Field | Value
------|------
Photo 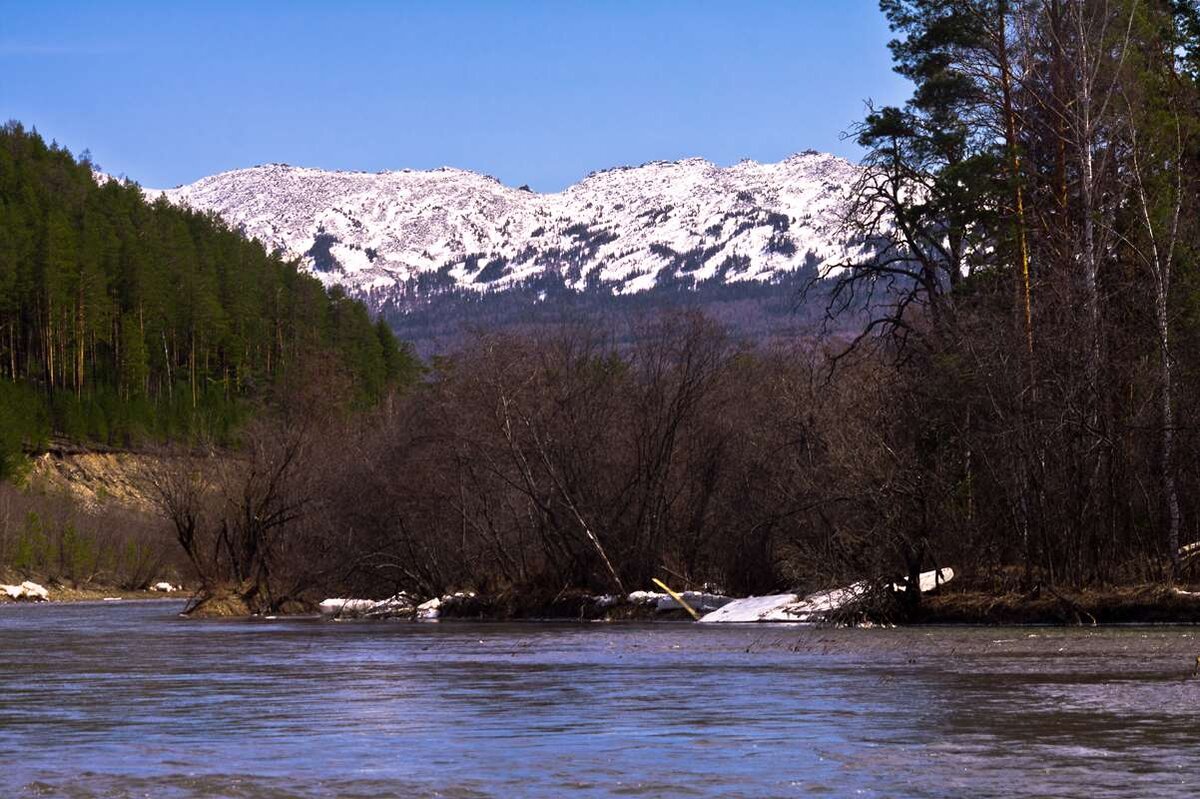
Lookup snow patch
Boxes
[1,581,49,601]
[700,569,955,623]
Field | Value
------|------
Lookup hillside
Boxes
[0,121,419,475]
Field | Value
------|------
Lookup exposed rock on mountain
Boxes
[148,152,868,304]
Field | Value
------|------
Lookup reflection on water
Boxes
[1,601,1198,797]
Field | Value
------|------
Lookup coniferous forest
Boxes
[0,122,419,478]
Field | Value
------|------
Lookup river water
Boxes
[1,601,1199,798]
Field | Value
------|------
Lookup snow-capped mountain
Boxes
[146,152,867,304]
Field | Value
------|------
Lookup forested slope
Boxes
[0,122,418,478]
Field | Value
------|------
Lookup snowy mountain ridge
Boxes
[145,151,869,302]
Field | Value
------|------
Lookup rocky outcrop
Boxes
[26,449,163,512]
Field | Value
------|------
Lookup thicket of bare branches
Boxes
[140,314,917,609]
[145,357,367,613]
[142,294,1200,615]
[336,316,858,598]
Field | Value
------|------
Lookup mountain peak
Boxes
[147,151,869,301]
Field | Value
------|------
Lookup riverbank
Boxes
[314,580,1200,626]
[316,588,704,623]
[18,577,1200,627]
[0,578,184,604]
[912,584,1200,626]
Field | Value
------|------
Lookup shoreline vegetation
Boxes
[0,586,179,604]
[12,575,1200,628]
[9,441,1200,625]
[7,4,1200,627]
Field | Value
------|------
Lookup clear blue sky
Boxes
[1,1,910,191]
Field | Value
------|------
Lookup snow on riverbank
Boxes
[319,591,477,620]
[629,590,732,613]
[700,569,955,623]
[316,570,954,624]
[1,582,49,602]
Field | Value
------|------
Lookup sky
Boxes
[0,1,911,192]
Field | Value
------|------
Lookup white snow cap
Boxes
[142,152,870,299]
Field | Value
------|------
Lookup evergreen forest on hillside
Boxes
[0,122,419,478]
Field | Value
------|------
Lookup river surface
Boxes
[2,601,1199,798]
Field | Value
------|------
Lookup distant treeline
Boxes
[0,122,419,477]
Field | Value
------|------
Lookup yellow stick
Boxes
[652,578,700,621]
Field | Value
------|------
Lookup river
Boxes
[1,600,1198,797]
